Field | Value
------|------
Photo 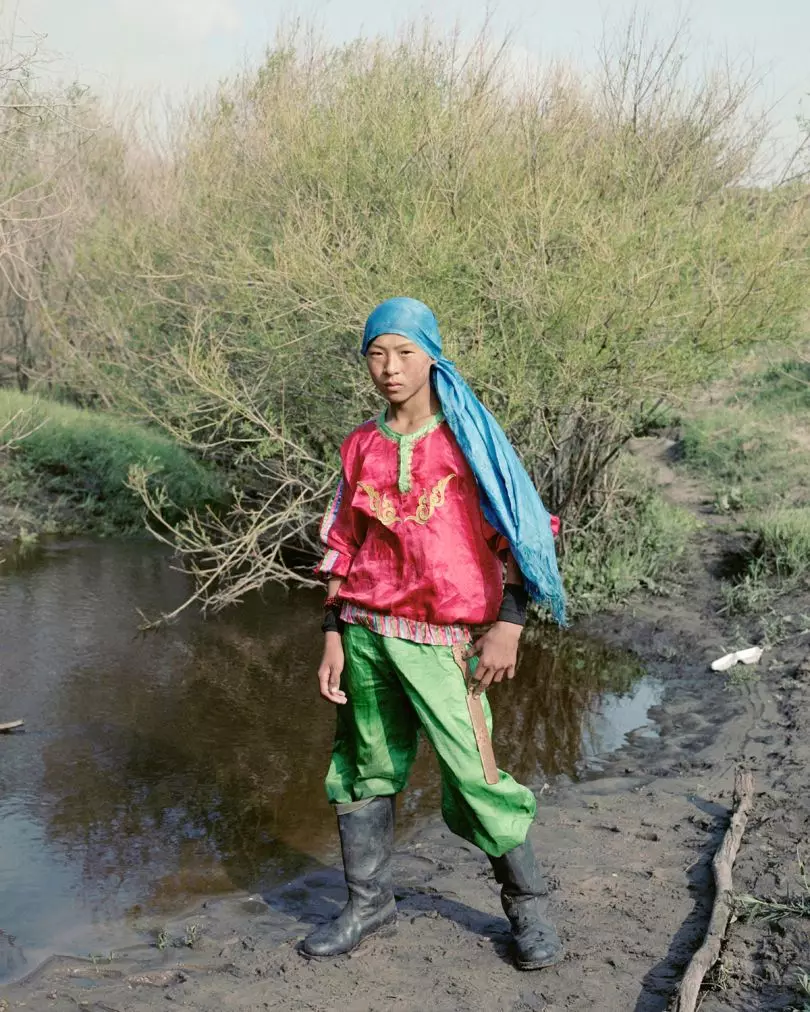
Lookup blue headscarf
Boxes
[363,297,566,625]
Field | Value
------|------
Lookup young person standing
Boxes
[303,297,565,971]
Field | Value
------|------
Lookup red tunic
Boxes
[317,411,508,639]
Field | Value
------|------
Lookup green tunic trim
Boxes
[376,409,445,493]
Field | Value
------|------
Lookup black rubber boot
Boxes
[302,796,397,958]
[489,838,564,971]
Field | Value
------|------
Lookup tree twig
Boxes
[672,769,755,1012]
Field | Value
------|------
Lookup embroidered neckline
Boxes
[376,410,445,493]
[376,409,444,442]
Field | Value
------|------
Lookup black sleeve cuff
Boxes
[321,605,345,634]
[497,583,529,626]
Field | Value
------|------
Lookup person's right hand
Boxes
[318,632,347,704]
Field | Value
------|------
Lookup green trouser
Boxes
[325,623,536,858]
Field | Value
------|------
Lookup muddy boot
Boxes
[302,796,397,958]
[489,838,564,971]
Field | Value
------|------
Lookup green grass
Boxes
[0,390,226,536]
[680,356,810,511]
[680,411,810,512]
[717,508,810,615]
[750,507,810,578]
[678,356,810,612]
[734,359,810,416]
[735,851,810,924]
[563,467,699,615]
[718,557,777,616]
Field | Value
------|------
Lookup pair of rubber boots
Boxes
[301,796,564,971]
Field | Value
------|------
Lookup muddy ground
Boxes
[4,441,809,1012]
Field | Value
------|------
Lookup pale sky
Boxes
[4,0,809,157]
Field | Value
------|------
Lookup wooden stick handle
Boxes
[452,644,499,785]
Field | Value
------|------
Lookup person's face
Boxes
[366,333,433,405]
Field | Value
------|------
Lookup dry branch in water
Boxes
[672,769,755,1012]
[120,314,338,625]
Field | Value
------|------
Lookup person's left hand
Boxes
[465,621,522,696]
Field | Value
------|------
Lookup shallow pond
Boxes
[0,538,661,979]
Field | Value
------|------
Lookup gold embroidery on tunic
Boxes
[360,474,456,527]
[358,483,401,527]
[403,474,456,524]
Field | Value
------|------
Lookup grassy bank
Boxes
[678,351,810,617]
[562,459,698,616]
[0,391,226,543]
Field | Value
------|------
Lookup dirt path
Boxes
[4,441,809,1012]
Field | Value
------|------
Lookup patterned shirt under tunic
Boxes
[316,410,514,646]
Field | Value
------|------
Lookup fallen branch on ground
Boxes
[672,768,755,1012]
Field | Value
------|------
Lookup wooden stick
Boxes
[673,769,755,1012]
[451,644,499,785]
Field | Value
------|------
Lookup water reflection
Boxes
[0,539,656,975]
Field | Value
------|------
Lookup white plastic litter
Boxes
[710,646,763,672]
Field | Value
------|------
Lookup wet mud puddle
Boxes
[0,539,661,981]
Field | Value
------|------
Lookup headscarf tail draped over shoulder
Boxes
[362,296,566,625]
